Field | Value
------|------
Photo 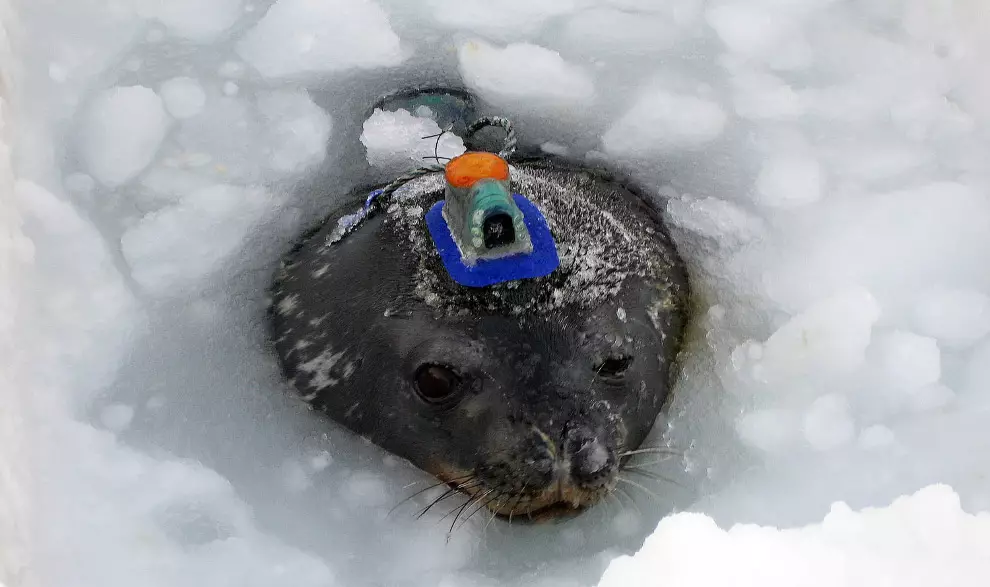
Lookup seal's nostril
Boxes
[572,439,611,483]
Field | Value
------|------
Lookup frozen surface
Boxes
[600,485,990,587]
[235,0,406,80]
[77,86,172,187]
[4,0,990,586]
[361,108,465,175]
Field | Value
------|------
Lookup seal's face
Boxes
[394,289,665,518]
[269,161,688,521]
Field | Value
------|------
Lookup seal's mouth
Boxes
[433,470,611,523]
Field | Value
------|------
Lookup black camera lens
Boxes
[483,213,515,248]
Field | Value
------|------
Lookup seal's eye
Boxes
[595,356,632,379]
[414,364,461,404]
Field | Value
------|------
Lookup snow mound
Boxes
[361,108,466,175]
[235,0,406,80]
[599,485,990,587]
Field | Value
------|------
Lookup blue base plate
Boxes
[425,195,560,288]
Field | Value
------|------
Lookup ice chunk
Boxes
[908,383,955,413]
[458,40,595,106]
[360,108,465,174]
[427,0,576,38]
[235,0,405,80]
[599,485,990,586]
[754,153,823,208]
[136,0,242,42]
[344,471,391,508]
[858,425,895,450]
[120,185,280,296]
[872,330,941,391]
[159,77,207,120]
[602,87,726,157]
[77,86,172,187]
[911,287,990,349]
[255,89,334,175]
[99,404,135,432]
[560,9,695,55]
[803,394,855,451]
[665,194,765,247]
[730,68,804,120]
[170,89,332,182]
[757,287,881,384]
[735,408,800,453]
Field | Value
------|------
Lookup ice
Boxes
[77,86,172,187]
[99,404,135,432]
[159,78,207,120]
[167,88,332,183]
[756,287,881,385]
[666,194,765,247]
[8,0,990,586]
[426,0,576,39]
[458,40,595,107]
[361,108,465,175]
[602,87,727,157]
[599,485,990,587]
[802,394,855,451]
[559,8,699,56]
[911,287,990,349]
[135,0,243,42]
[235,0,406,80]
[872,330,941,392]
[754,153,823,208]
[120,185,281,297]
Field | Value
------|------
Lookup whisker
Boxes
[506,491,527,525]
[619,447,684,458]
[614,486,642,517]
[415,478,483,520]
[617,476,662,501]
[446,489,493,542]
[456,490,503,533]
[389,474,473,516]
[484,493,509,534]
[623,467,685,488]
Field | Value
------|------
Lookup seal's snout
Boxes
[569,436,616,491]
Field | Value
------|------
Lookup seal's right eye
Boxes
[414,364,461,404]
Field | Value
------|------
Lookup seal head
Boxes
[269,157,689,519]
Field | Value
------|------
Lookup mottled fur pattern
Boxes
[268,156,689,519]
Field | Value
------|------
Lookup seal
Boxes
[268,93,690,521]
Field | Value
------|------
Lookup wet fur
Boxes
[267,154,690,519]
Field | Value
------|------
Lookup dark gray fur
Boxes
[268,156,689,517]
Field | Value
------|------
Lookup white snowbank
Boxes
[120,184,281,297]
[235,0,406,80]
[599,485,990,587]
[458,40,595,107]
[361,107,466,175]
[77,86,172,187]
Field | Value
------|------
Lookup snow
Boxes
[234,0,406,80]
[600,485,990,587]
[602,87,727,157]
[5,0,990,586]
[160,78,207,120]
[361,108,465,175]
[135,0,243,42]
[77,86,172,187]
[458,40,595,107]
[755,153,823,209]
[120,185,281,297]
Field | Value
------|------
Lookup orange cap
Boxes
[444,152,510,188]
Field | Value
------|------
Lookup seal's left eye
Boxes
[414,364,461,404]
[595,356,632,379]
